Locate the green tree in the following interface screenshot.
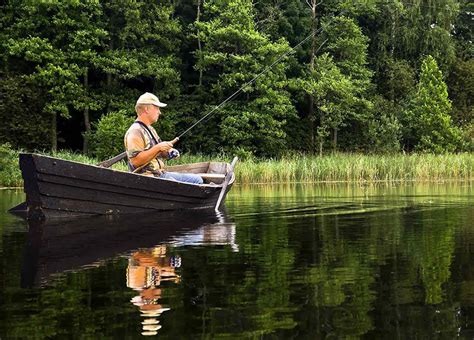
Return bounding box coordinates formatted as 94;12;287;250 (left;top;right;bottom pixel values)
369;0;459;73
85;110;135;160
97;0;181;105
299;16;373;154
403;55;462;152
448;58;473;123
192;0;295;157
3;1;107;151
1;1;182;153
299;54;359;155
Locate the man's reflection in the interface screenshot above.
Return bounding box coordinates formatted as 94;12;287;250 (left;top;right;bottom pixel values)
126;221;238;336
127;245;181;336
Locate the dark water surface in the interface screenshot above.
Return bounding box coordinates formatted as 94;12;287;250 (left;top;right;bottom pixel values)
1;182;473;338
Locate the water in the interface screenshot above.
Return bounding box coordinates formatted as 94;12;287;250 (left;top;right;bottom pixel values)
1;182;473;338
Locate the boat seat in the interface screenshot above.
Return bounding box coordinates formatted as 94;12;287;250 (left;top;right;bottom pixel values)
195;173;225;180
197;173;225;179
195;173;226;184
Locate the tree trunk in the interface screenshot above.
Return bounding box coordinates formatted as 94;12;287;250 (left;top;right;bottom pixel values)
196;0;203;87
308;0;318;152
83;67;91;153
308;95;315;150
332;127;338;152
51;112;57;152
106;40;113;113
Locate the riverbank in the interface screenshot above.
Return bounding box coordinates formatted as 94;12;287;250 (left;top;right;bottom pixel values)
1;147;473;187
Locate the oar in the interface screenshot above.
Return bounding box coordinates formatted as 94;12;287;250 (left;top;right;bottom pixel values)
215;156;238;212
96;152;127;168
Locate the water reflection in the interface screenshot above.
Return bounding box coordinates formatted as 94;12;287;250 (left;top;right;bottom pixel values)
18;208;240;337
127;245;180;336
125;221;238;336
1;183;473;338
20;209;237;287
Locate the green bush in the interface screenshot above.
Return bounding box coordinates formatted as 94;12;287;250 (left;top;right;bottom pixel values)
460;122;474;152
0;143;22;187
85;110;135;161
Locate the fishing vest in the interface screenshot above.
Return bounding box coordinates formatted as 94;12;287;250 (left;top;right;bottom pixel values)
124;121;165;176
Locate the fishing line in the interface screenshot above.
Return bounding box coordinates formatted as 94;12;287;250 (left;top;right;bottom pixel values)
177;0;449;139
177;10;347;139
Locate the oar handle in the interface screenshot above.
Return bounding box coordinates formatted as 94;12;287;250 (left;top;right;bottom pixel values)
97;152;127;168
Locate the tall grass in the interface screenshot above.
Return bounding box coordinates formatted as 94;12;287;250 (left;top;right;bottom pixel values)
236;153;474;183
0;144;22;188
1;145;473;188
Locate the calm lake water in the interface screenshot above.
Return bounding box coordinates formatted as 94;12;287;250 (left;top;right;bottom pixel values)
1;182;473;338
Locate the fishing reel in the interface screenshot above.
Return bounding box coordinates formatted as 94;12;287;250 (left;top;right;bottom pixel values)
170;255;182;268
168;149;180;160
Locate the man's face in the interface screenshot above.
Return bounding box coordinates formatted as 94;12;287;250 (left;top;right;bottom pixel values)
149;105;161;123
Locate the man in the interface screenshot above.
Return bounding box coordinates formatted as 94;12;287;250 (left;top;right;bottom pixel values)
124;92;203;184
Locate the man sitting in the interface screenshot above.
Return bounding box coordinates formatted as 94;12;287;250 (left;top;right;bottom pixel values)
124;92;203;184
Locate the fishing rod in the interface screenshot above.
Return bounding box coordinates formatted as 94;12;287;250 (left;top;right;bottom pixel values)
176;13;343;140
97;10;345;168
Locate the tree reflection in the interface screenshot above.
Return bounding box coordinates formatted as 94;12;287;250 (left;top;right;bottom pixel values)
1;183;472;338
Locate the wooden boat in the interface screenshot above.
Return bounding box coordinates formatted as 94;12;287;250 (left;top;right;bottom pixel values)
11;153;236;220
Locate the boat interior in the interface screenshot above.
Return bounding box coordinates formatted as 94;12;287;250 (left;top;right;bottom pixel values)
165;161;229;185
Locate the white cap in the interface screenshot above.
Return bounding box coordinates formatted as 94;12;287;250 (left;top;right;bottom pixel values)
136;92;167;108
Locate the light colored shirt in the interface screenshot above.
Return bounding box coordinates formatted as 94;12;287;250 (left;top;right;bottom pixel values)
124;121;165;176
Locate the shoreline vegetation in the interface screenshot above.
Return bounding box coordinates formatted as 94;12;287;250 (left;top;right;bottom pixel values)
1;147;473;188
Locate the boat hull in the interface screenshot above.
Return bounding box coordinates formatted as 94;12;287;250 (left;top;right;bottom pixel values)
17;153;234;220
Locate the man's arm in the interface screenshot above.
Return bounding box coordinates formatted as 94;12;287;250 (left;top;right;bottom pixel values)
129;142;173;169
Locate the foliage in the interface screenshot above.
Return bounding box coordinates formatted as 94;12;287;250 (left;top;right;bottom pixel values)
447;58;473;127
403;55;462;153
1;1;181;152
0;75;50;150
191;0;296;157
0;143;22;187
298;16;373;154
360;96;402;153
0;0;472;156
85;110;135;161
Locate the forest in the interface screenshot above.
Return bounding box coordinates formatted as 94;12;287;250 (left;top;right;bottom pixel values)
0;0;472;159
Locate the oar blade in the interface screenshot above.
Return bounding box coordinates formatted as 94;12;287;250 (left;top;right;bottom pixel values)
215;157;238;212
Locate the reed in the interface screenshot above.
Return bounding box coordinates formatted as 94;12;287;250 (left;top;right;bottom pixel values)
235;153;474;184
0;144;22;188
1;147;473;188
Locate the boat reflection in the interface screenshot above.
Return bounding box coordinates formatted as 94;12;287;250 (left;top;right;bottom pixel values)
21;209;237;287
20;209;239;336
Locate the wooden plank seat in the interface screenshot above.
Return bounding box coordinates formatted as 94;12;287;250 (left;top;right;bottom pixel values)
195;173;226;184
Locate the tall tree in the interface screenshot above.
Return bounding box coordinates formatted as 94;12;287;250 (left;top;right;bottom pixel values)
299;54;362;155
4;1;107;151
403;55;462;152
299;16;373;154
192;0;295;157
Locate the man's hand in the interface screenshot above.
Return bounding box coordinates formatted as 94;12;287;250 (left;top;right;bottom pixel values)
155;141;174;153
129;137;179;169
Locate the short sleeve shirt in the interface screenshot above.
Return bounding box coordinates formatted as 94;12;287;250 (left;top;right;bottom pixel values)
124;122;165;176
